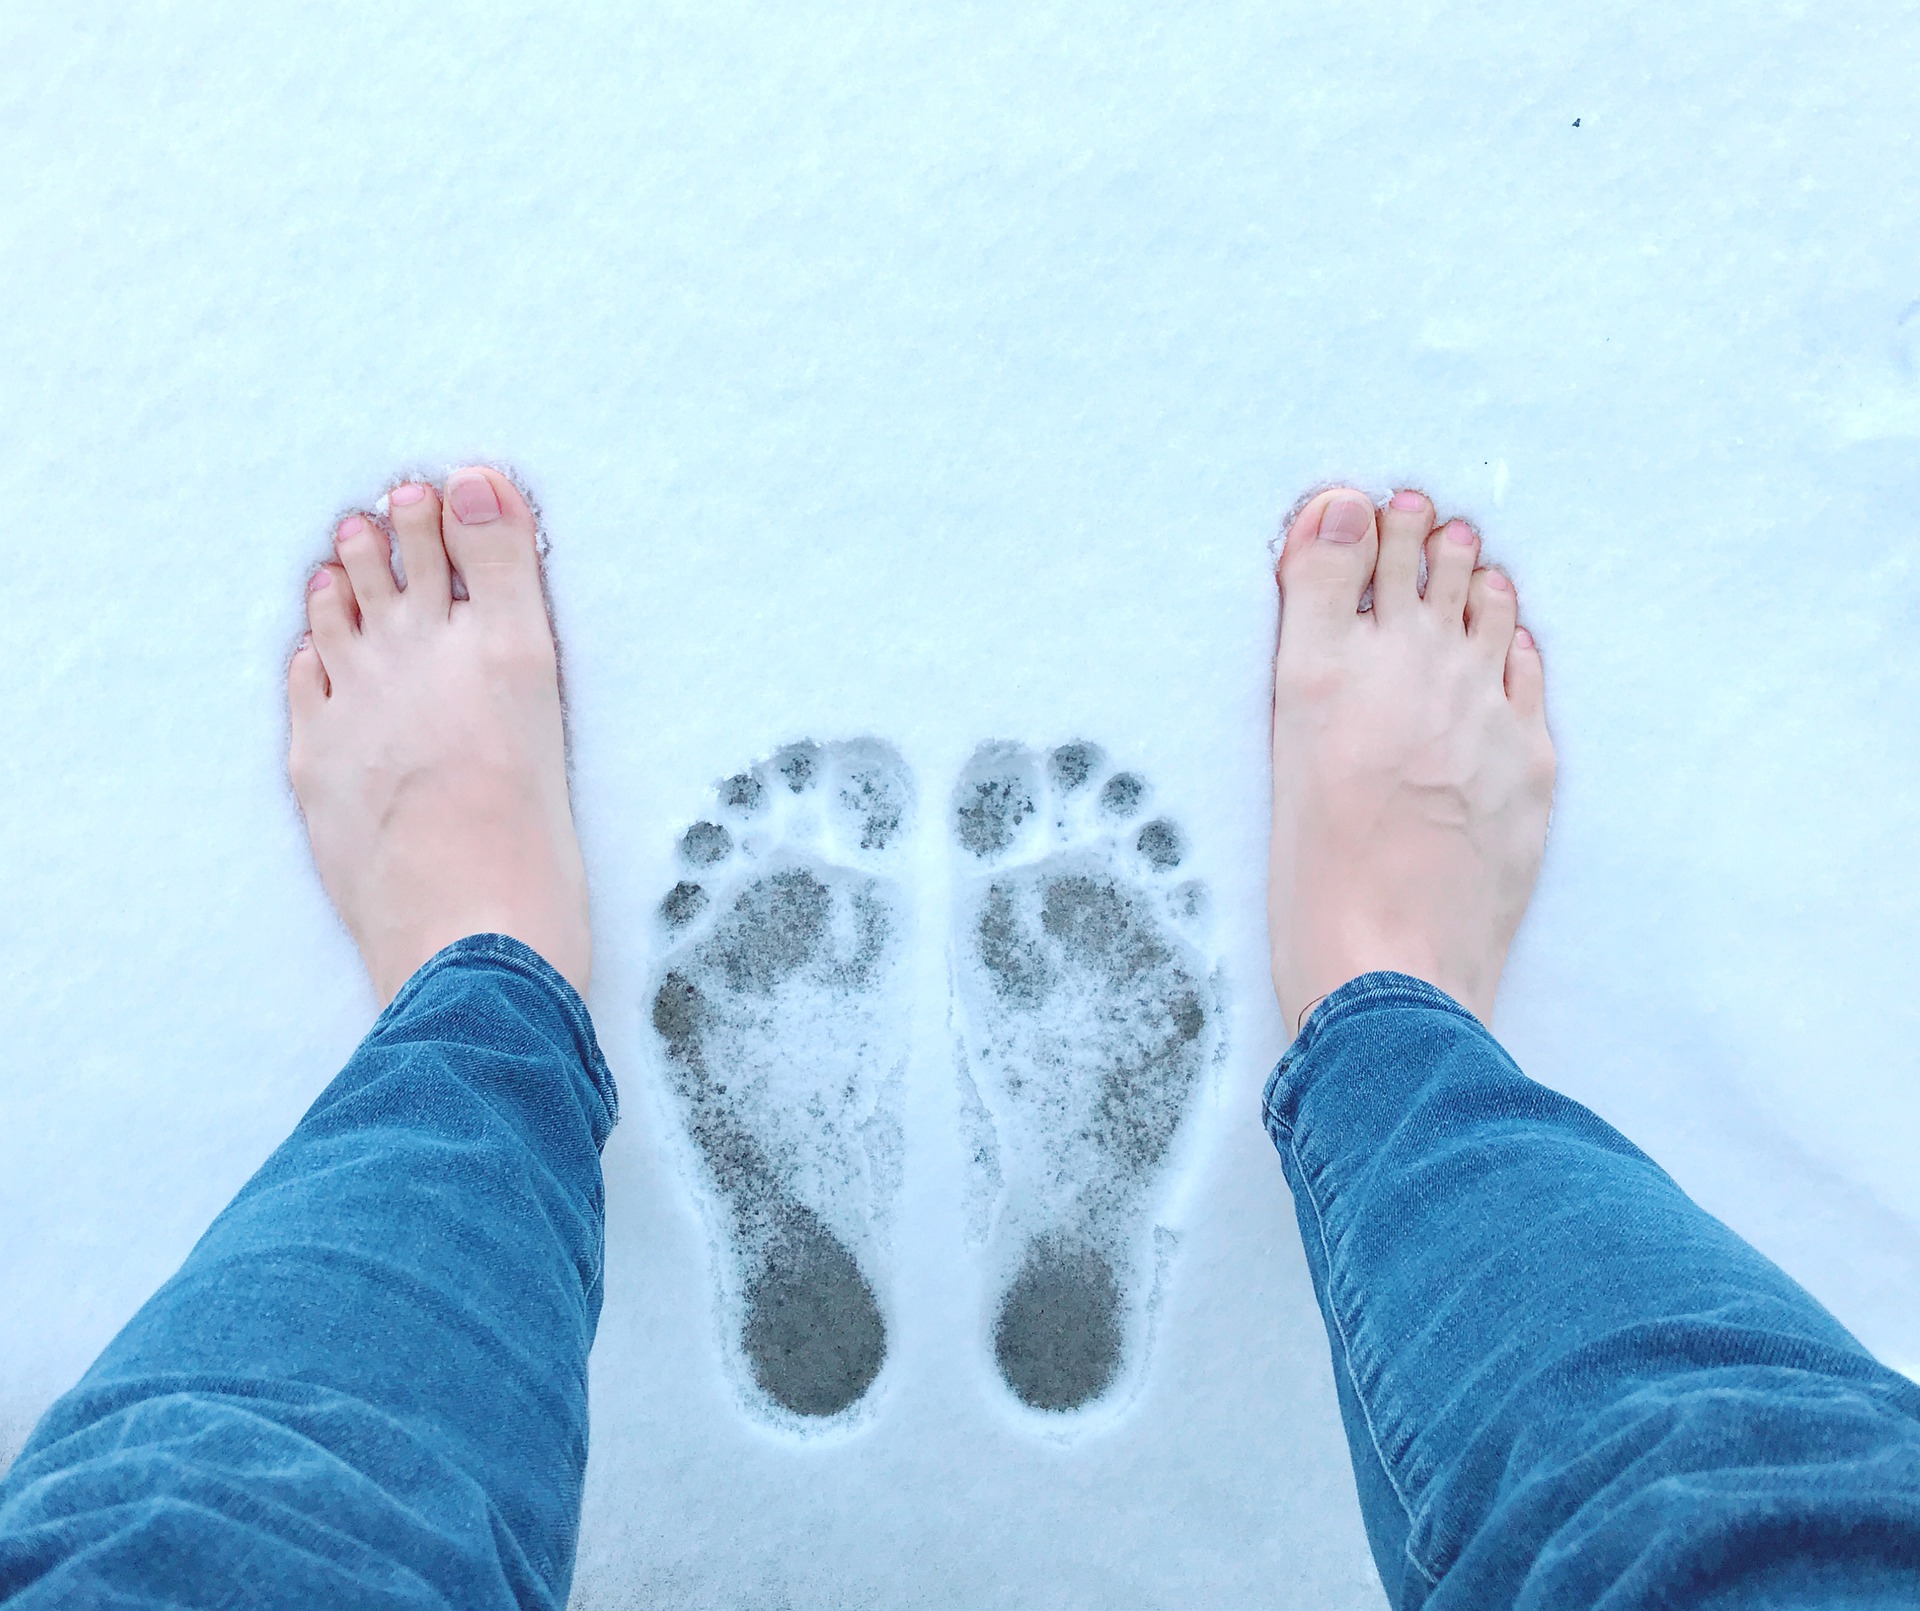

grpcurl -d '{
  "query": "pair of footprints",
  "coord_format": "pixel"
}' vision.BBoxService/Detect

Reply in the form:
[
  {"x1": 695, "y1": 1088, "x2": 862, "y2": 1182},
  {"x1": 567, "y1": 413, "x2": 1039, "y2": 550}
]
[{"x1": 649, "y1": 739, "x2": 1223, "y2": 1425}]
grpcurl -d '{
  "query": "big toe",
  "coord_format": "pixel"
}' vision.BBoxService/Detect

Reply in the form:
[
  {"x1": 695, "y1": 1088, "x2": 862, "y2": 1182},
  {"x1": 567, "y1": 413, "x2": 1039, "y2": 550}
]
[
  {"x1": 442, "y1": 467, "x2": 544, "y2": 616},
  {"x1": 1277, "y1": 490, "x2": 1379, "y2": 635}
]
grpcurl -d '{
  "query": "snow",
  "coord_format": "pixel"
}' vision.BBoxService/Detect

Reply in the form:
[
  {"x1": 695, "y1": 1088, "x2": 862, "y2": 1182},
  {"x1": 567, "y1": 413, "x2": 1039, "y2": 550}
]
[{"x1": 3, "y1": 2, "x2": 1919, "y2": 1605}]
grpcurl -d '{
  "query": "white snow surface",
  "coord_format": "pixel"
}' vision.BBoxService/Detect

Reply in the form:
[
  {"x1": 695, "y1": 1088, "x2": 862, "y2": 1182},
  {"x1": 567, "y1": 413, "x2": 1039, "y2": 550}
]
[{"x1": 4, "y1": 3, "x2": 1920, "y2": 1605}]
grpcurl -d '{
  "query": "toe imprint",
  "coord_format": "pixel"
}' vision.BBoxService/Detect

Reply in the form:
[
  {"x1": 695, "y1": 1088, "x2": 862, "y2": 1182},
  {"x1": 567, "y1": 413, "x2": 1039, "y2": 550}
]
[
  {"x1": 951, "y1": 741, "x2": 1223, "y2": 1416},
  {"x1": 649, "y1": 739, "x2": 913, "y2": 1424}
]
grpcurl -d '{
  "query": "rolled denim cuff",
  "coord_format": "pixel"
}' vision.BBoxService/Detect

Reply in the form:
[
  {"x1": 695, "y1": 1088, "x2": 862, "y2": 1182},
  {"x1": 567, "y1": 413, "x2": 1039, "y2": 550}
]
[
  {"x1": 1261, "y1": 970, "x2": 1477, "y2": 1136},
  {"x1": 379, "y1": 932, "x2": 620, "y2": 1143}
]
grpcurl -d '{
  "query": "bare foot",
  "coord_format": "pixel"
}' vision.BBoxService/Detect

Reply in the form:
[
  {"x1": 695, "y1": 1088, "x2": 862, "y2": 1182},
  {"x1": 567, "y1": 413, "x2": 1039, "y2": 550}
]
[
  {"x1": 288, "y1": 468, "x2": 591, "y2": 1003},
  {"x1": 1268, "y1": 488, "x2": 1555, "y2": 1032}
]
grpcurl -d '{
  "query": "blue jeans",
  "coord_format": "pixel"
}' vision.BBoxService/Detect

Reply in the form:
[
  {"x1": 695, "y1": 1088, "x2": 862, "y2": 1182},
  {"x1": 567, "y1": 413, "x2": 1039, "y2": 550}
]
[
  {"x1": 3, "y1": 953, "x2": 1917, "y2": 1607},
  {"x1": 1267, "y1": 973, "x2": 1920, "y2": 1608},
  {"x1": 0, "y1": 937, "x2": 618, "y2": 1609}
]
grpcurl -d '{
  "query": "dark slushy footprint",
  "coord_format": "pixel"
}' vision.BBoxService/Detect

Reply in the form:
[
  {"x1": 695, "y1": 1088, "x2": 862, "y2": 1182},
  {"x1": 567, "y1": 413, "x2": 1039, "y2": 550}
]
[
  {"x1": 951, "y1": 741, "x2": 1222, "y2": 1414},
  {"x1": 650, "y1": 739, "x2": 913, "y2": 1423}
]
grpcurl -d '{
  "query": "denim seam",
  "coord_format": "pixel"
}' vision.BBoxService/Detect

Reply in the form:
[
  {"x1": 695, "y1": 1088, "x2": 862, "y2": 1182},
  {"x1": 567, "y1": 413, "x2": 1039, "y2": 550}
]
[
  {"x1": 1261, "y1": 973, "x2": 1473, "y2": 1594},
  {"x1": 1267, "y1": 1106, "x2": 1442, "y2": 1592},
  {"x1": 377, "y1": 934, "x2": 620, "y2": 1131}
]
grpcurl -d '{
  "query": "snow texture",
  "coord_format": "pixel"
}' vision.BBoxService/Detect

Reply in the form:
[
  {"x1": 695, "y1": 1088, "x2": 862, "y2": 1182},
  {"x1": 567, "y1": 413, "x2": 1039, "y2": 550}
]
[{"x1": 3, "y1": 3, "x2": 1920, "y2": 1607}]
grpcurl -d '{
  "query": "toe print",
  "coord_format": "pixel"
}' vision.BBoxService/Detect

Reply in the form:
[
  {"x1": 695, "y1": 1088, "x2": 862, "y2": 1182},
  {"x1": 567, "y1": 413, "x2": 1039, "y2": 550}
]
[
  {"x1": 649, "y1": 739, "x2": 914, "y2": 1424},
  {"x1": 950, "y1": 742, "x2": 1224, "y2": 1415}
]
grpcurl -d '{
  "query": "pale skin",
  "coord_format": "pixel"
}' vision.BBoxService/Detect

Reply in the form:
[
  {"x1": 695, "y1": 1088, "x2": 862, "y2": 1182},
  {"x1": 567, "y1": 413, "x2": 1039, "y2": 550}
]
[
  {"x1": 288, "y1": 467, "x2": 591, "y2": 1003},
  {"x1": 287, "y1": 470, "x2": 1550, "y2": 1036},
  {"x1": 1269, "y1": 487, "x2": 1556, "y2": 1033}
]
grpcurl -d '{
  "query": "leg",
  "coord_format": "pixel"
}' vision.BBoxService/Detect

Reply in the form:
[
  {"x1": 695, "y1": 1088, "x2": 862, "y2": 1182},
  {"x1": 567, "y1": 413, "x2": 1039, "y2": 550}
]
[
  {"x1": 0, "y1": 470, "x2": 611, "y2": 1608},
  {"x1": 0, "y1": 939, "x2": 615, "y2": 1608},
  {"x1": 1267, "y1": 489, "x2": 1920, "y2": 1607}
]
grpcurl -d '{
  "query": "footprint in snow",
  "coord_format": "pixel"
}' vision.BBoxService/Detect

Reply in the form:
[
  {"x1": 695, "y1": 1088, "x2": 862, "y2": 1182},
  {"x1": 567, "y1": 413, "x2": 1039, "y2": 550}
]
[
  {"x1": 950, "y1": 740, "x2": 1222, "y2": 1414},
  {"x1": 650, "y1": 739, "x2": 913, "y2": 1423}
]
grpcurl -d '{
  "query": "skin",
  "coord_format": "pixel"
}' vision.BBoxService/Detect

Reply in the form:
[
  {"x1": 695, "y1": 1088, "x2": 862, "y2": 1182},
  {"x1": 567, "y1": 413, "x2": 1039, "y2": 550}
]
[
  {"x1": 287, "y1": 467, "x2": 591, "y2": 1003},
  {"x1": 1268, "y1": 487, "x2": 1556, "y2": 1032},
  {"x1": 287, "y1": 466, "x2": 1543, "y2": 1029}
]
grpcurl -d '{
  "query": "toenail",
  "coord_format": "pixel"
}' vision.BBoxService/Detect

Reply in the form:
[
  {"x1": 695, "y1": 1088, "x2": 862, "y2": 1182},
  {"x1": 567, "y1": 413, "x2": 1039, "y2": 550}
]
[
  {"x1": 390, "y1": 483, "x2": 428, "y2": 506},
  {"x1": 1444, "y1": 521, "x2": 1476, "y2": 545},
  {"x1": 336, "y1": 515, "x2": 367, "y2": 541},
  {"x1": 1486, "y1": 570, "x2": 1512, "y2": 592},
  {"x1": 309, "y1": 569, "x2": 331, "y2": 591},
  {"x1": 1319, "y1": 497, "x2": 1372, "y2": 544},
  {"x1": 296, "y1": 632, "x2": 312, "y2": 650},
  {"x1": 1389, "y1": 490, "x2": 1426, "y2": 511},
  {"x1": 1514, "y1": 627, "x2": 1535, "y2": 648},
  {"x1": 447, "y1": 472, "x2": 503, "y2": 525}
]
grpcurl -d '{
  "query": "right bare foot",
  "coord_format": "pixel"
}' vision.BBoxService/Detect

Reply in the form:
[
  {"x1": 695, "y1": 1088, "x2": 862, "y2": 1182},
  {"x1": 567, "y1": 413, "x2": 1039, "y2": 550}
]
[
  {"x1": 287, "y1": 468, "x2": 591, "y2": 1004},
  {"x1": 1268, "y1": 488, "x2": 1556, "y2": 1033}
]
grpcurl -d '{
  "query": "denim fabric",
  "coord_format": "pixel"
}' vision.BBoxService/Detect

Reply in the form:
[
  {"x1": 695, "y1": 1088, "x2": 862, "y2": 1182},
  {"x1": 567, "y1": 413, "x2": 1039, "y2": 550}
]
[
  {"x1": 1265, "y1": 971, "x2": 1920, "y2": 1609},
  {"x1": 0, "y1": 935, "x2": 618, "y2": 1610}
]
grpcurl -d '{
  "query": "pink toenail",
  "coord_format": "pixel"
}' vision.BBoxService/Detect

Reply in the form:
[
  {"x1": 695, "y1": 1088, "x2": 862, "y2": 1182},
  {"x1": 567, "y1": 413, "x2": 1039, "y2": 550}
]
[
  {"x1": 309, "y1": 569, "x2": 331, "y2": 591},
  {"x1": 1444, "y1": 522, "x2": 1476, "y2": 544},
  {"x1": 1318, "y1": 497, "x2": 1371, "y2": 544},
  {"x1": 296, "y1": 632, "x2": 312, "y2": 650},
  {"x1": 336, "y1": 515, "x2": 367, "y2": 541},
  {"x1": 447, "y1": 472, "x2": 502, "y2": 525},
  {"x1": 390, "y1": 482, "x2": 427, "y2": 506},
  {"x1": 1514, "y1": 627, "x2": 1535, "y2": 648},
  {"x1": 1389, "y1": 490, "x2": 1426, "y2": 511},
  {"x1": 1487, "y1": 570, "x2": 1512, "y2": 592}
]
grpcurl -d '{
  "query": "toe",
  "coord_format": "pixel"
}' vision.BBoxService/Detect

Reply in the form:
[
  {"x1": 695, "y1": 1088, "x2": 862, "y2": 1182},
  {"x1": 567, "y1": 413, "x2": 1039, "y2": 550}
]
[
  {"x1": 1372, "y1": 489, "x2": 1432, "y2": 618},
  {"x1": 333, "y1": 515, "x2": 398, "y2": 618},
  {"x1": 442, "y1": 467, "x2": 544, "y2": 616},
  {"x1": 306, "y1": 561, "x2": 358, "y2": 670},
  {"x1": 1465, "y1": 566, "x2": 1517, "y2": 654},
  {"x1": 287, "y1": 631, "x2": 327, "y2": 713},
  {"x1": 388, "y1": 481, "x2": 452, "y2": 609},
  {"x1": 1277, "y1": 489, "x2": 1379, "y2": 634},
  {"x1": 1423, "y1": 518, "x2": 1479, "y2": 624},
  {"x1": 1505, "y1": 625, "x2": 1546, "y2": 717}
]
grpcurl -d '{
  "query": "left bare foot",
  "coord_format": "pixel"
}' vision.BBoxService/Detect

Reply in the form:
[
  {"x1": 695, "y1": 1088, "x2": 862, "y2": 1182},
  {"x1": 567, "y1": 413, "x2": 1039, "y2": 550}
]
[{"x1": 287, "y1": 468, "x2": 591, "y2": 1003}]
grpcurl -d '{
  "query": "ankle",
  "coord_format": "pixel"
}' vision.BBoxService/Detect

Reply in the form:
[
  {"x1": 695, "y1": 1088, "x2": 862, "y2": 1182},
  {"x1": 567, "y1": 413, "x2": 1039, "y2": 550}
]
[{"x1": 1273, "y1": 937, "x2": 1499, "y2": 1036}]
